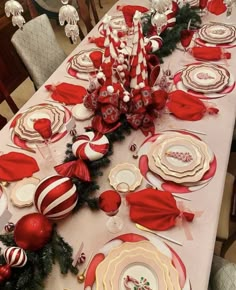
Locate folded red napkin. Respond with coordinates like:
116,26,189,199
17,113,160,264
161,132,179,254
0,152,39,181
166,90,219,121
126,188,194,231
33,118,52,140
45,82,87,105
207,0,226,15
190,47,231,61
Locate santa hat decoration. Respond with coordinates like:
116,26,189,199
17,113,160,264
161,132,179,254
130,11,148,90
117,5,149,28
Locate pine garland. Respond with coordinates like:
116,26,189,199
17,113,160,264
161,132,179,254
142,4,202,61
0,226,78,290
65,116,132,211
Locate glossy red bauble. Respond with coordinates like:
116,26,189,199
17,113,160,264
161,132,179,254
0,265,11,284
14,213,52,251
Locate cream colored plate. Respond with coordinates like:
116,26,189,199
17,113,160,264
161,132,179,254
181,63,230,93
10,177,39,207
99,241,180,290
108,163,142,191
147,132,213,183
71,104,94,121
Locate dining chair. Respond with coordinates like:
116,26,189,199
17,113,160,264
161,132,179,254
0,114,7,130
29,0,98,36
208,255,236,290
0,81,19,114
216,172,236,257
11,14,67,90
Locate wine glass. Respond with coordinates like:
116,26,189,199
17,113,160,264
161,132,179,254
116,182,130,215
180,29,195,53
199,0,208,16
99,190,124,234
33,118,54,162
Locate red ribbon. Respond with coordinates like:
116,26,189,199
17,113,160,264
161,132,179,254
54,159,91,182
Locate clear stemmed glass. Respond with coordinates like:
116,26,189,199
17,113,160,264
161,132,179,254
180,28,195,63
99,190,124,234
116,182,130,214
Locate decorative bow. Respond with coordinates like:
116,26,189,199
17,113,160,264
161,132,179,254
54,159,91,182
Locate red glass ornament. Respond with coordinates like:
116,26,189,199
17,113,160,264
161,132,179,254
14,213,52,251
0,265,11,284
99,190,121,215
33,118,52,140
180,29,195,50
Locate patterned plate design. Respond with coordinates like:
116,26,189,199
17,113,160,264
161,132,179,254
138,131,217,194
84,233,190,290
198,23,236,44
174,63,235,99
181,63,230,93
148,132,212,182
103,241,181,290
10,103,72,150
13,104,65,142
67,48,103,80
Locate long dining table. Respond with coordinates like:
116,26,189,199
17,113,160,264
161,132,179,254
1,0,236,289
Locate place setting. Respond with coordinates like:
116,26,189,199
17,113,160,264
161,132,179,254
9,103,72,152
173,62,235,99
84,232,191,290
138,130,217,194
67,48,104,81
195,22,236,48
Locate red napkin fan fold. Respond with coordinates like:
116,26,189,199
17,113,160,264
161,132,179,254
0,152,39,181
207,0,226,15
190,46,231,61
45,82,87,105
166,90,219,121
126,188,194,231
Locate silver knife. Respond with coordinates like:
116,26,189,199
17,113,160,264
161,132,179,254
136,224,183,246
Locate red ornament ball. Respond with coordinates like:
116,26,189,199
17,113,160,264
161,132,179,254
0,265,11,284
34,175,78,220
14,213,52,251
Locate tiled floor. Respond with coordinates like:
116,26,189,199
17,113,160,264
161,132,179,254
1,0,236,264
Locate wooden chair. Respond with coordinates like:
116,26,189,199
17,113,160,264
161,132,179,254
216,172,236,257
11,14,67,90
0,114,8,130
0,81,19,114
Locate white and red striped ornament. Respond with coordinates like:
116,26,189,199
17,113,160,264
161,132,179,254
72,131,109,161
34,175,78,220
3,247,27,268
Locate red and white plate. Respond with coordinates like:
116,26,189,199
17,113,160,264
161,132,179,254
138,131,217,194
174,63,235,99
198,23,236,44
181,63,230,93
10,103,72,150
67,48,103,80
84,233,190,290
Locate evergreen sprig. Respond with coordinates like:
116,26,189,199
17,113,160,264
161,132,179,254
64,116,132,212
142,4,202,61
0,226,78,290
